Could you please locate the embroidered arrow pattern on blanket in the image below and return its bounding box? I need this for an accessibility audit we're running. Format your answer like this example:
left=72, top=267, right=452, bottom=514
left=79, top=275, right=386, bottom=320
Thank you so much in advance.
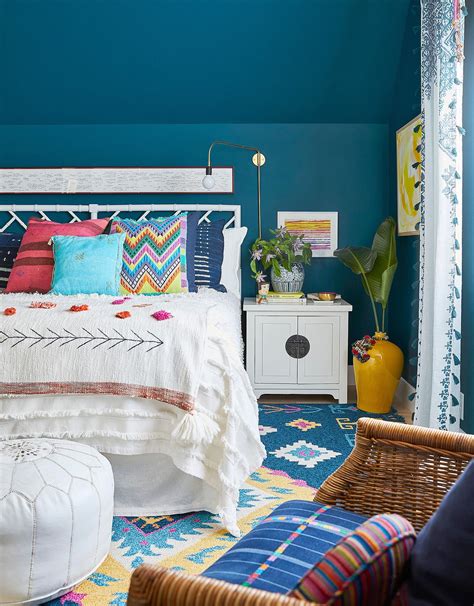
left=0, top=327, right=164, bottom=352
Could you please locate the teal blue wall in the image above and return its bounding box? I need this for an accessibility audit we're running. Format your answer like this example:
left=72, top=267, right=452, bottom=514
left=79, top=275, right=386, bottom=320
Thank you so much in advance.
left=0, top=122, right=389, bottom=346
left=388, top=0, right=421, bottom=385
left=0, top=0, right=411, bottom=125
left=461, top=14, right=473, bottom=433
left=0, top=0, right=416, bottom=368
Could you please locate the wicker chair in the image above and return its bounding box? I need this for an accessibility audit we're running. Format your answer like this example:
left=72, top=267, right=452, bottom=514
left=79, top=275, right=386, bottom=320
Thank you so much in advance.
left=127, top=418, right=474, bottom=606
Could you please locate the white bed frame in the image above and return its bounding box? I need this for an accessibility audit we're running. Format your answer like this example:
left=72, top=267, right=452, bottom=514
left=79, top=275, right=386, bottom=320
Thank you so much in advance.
left=0, top=203, right=242, bottom=296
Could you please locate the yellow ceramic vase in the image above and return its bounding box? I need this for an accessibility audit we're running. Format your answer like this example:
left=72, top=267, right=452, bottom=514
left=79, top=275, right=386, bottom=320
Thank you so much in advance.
left=354, top=332, right=404, bottom=414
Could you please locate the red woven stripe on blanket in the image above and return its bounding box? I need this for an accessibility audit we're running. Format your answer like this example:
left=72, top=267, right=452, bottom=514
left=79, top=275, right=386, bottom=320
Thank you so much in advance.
left=0, top=381, right=194, bottom=412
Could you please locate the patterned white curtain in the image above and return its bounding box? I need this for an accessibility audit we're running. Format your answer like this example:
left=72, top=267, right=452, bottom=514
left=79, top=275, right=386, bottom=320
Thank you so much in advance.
left=415, top=0, right=466, bottom=430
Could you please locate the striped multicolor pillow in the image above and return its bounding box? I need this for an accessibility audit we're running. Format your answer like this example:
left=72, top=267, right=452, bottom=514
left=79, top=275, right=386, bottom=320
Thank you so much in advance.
left=6, top=217, right=110, bottom=293
left=289, top=513, right=416, bottom=606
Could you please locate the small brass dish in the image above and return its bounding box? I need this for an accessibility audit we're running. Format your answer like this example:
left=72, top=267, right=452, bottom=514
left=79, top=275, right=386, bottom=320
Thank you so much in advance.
left=317, top=292, right=337, bottom=301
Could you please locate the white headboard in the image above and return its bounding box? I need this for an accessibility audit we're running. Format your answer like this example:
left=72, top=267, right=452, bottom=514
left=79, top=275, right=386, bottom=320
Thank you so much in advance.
left=0, top=203, right=242, bottom=297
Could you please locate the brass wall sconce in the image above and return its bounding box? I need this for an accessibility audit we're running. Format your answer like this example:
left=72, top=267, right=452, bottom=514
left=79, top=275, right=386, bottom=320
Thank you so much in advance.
left=203, top=140, right=266, bottom=238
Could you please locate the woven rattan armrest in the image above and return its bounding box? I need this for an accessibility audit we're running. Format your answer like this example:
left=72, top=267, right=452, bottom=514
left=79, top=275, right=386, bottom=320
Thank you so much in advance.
left=127, top=418, right=474, bottom=605
left=315, top=417, right=474, bottom=531
left=127, top=565, right=311, bottom=606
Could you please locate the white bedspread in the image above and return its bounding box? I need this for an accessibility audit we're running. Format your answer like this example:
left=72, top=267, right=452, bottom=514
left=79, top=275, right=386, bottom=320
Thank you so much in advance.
left=0, top=290, right=265, bottom=535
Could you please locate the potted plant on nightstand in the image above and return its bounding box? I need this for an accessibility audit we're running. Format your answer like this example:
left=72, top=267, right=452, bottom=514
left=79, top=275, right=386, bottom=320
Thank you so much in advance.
left=250, top=227, right=312, bottom=292
left=335, top=216, right=403, bottom=413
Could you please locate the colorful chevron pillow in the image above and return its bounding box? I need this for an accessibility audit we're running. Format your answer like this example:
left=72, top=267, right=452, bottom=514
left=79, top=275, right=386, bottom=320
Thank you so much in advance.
left=110, top=215, right=188, bottom=295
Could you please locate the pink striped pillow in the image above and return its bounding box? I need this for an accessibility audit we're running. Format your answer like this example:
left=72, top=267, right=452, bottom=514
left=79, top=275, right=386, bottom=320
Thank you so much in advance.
left=6, top=217, right=109, bottom=293
left=289, top=514, right=415, bottom=606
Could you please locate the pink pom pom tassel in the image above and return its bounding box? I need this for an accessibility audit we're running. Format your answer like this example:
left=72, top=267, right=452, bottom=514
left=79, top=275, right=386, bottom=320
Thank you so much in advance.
left=152, top=310, right=173, bottom=321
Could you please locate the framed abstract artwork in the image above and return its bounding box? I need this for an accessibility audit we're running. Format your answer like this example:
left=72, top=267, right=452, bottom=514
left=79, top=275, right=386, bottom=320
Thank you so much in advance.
left=277, top=211, right=338, bottom=257
left=396, top=115, right=422, bottom=236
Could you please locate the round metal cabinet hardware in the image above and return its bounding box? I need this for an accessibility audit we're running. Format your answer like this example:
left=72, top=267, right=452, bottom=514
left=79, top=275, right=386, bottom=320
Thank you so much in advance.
left=285, top=335, right=310, bottom=359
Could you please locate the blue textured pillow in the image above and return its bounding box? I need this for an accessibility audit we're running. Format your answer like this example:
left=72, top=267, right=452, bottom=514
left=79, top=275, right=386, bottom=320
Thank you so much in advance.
left=50, top=233, right=126, bottom=295
left=407, top=460, right=474, bottom=606
left=193, top=218, right=226, bottom=292
left=202, top=500, right=367, bottom=594
left=0, top=233, right=22, bottom=291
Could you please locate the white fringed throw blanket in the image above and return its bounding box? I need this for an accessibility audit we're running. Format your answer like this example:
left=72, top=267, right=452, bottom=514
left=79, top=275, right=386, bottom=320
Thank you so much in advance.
left=0, top=292, right=219, bottom=440
left=0, top=290, right=265, bottom=535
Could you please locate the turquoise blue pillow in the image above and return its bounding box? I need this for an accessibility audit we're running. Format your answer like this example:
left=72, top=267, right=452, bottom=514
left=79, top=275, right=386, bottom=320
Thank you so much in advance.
left=50, top=233, right=126, bottom=295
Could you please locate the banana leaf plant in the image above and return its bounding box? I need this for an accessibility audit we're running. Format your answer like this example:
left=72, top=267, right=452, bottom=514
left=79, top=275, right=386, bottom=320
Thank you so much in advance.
left=334, top=217, right=397, bottom=333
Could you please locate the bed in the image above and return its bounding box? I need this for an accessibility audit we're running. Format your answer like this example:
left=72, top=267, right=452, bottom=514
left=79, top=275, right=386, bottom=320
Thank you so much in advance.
left=0, top=204, right=265, bottom=536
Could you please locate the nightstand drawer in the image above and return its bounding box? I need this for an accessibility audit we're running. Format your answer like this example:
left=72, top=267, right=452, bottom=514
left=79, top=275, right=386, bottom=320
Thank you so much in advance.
left=297, top=316, right=340, bottom=384
left=255, top=315, right=298, bottom=384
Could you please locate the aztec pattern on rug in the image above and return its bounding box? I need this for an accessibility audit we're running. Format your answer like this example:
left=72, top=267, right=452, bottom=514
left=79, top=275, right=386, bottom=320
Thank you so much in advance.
left=110, top=216, right=187, bottom=295
left=46, top=403, right=404, bottom=606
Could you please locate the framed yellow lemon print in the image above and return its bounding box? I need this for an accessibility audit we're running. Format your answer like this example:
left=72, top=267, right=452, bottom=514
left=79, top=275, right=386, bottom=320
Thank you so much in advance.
left=396, top=115, right=422, bottom=236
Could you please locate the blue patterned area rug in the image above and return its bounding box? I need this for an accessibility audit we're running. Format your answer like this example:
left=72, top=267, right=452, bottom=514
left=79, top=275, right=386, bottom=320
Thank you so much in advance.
left=46, top=403, right=404, bottom=605
left=258, top=402, right=404, bottom=487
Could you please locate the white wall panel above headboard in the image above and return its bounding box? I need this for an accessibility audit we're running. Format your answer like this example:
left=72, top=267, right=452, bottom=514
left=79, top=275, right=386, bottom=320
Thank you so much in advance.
left=0, top=167, right=234, bottom=194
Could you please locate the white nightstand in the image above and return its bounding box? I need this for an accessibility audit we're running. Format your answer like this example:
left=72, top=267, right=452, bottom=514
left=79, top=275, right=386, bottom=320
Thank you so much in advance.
left=243, top=297, right=352, bottom=401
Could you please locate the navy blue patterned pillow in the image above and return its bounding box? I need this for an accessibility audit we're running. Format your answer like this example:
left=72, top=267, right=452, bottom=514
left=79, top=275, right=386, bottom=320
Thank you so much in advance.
left=193, top=218, right=226, bottom=293
left=0, top=233, right=22, bottom=291
left=202, top=500, right=367, bottom=594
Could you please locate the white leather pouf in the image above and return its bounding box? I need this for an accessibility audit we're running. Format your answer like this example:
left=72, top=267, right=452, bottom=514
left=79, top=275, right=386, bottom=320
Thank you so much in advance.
left=0, top=439, right=114, bottom=605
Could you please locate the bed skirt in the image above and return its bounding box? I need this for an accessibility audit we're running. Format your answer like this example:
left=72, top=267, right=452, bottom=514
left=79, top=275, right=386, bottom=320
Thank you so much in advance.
left=106, top=452, right=223, bottom=518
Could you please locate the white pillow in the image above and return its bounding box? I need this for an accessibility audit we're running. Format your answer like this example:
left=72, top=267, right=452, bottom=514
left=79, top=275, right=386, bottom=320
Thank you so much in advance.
left=221, top=227, right=247, bottom=298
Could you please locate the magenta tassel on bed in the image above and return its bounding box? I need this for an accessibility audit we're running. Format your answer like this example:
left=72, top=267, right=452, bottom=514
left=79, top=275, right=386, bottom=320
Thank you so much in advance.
left=152, top=310, right=173, bottom=321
